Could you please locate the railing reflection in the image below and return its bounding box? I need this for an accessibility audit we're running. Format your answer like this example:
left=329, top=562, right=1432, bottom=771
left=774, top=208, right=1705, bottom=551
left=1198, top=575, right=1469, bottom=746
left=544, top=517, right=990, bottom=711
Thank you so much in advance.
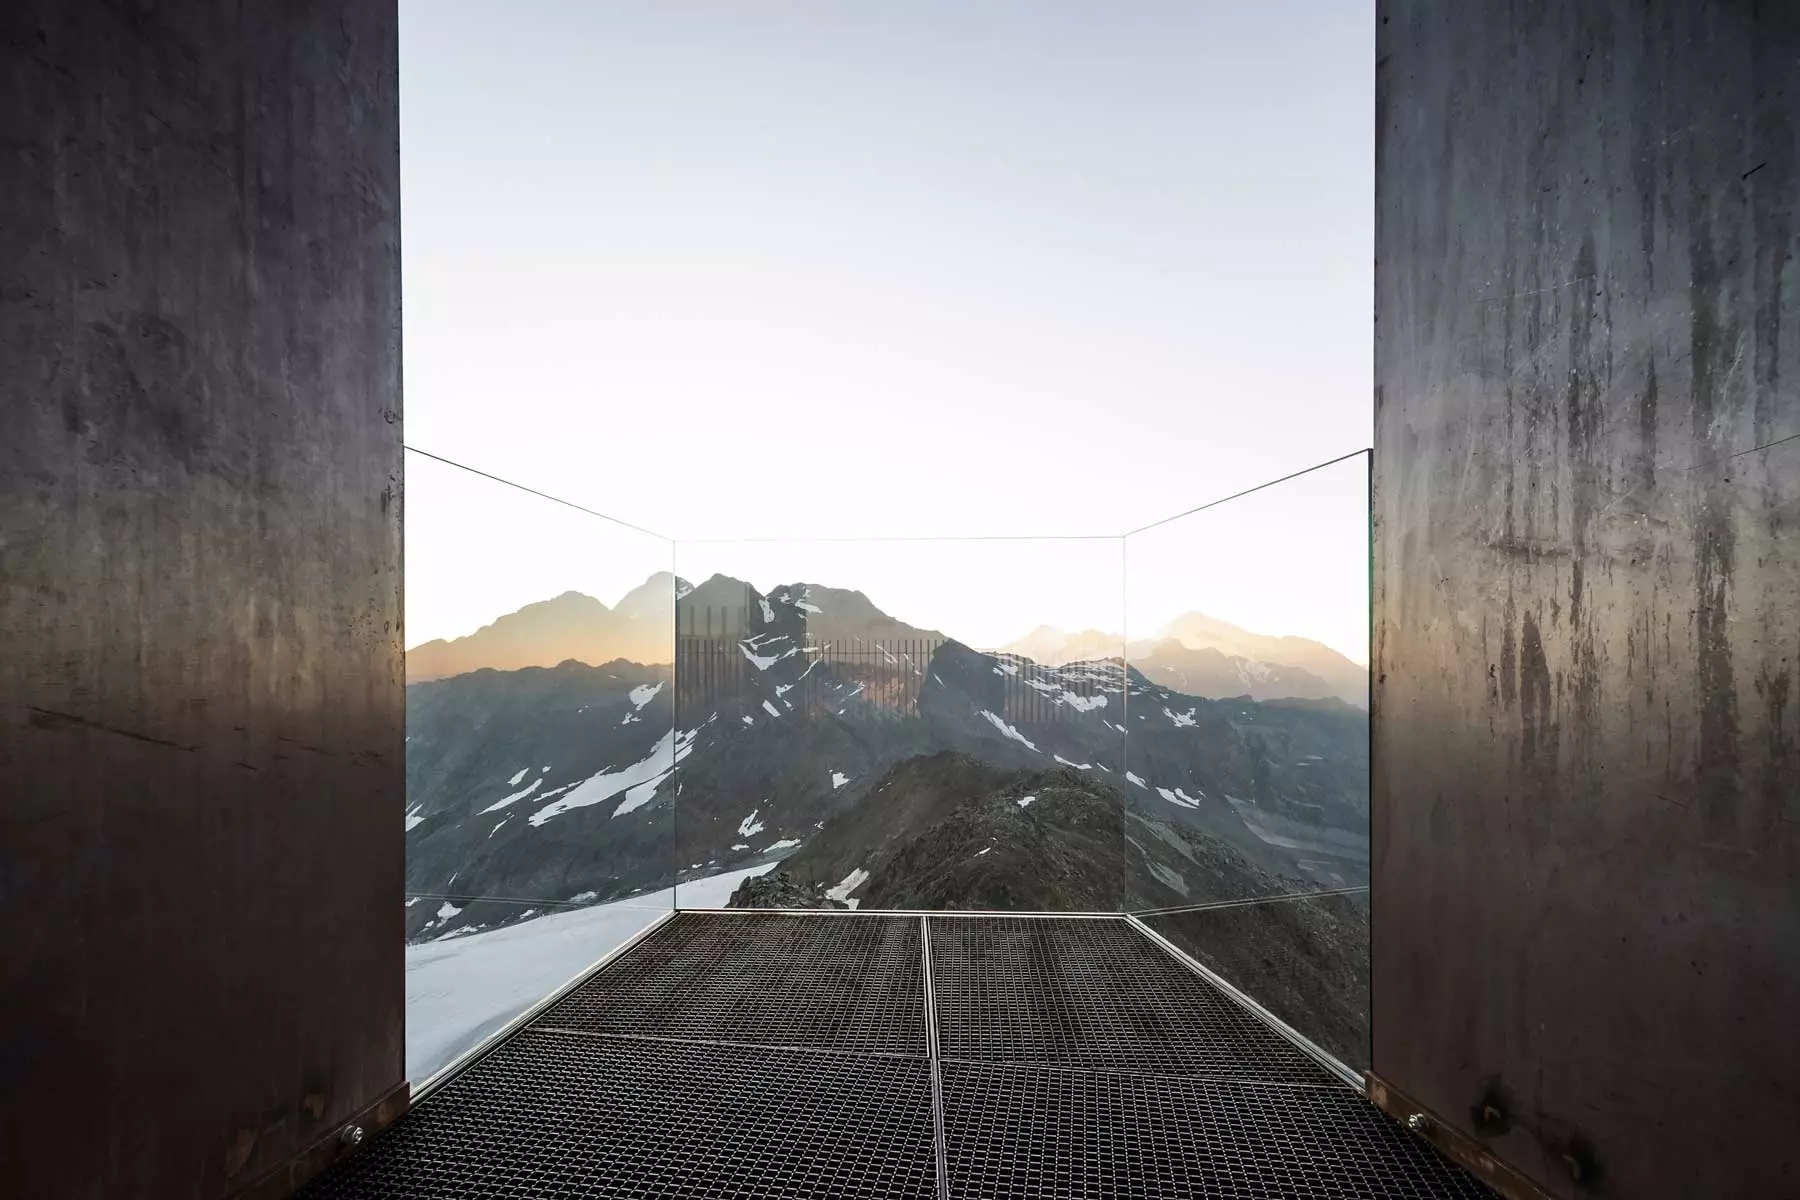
left=1123, top=449, right=1372, bottom=1071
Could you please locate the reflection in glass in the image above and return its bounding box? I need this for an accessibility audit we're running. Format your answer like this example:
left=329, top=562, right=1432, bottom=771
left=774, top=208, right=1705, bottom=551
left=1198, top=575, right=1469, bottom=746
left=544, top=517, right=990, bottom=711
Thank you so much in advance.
left=1122, top=453, right=1371, bottom=908
left=1141, top=891, right=1371, bottom=1072
left=670, top=539, right=1127, bottom=912
left=397, top=448, right=1374, bottom=1078
left=1123, top=451, right=1371, bottom=1068
left=401, top=450, right=675, bottom=1080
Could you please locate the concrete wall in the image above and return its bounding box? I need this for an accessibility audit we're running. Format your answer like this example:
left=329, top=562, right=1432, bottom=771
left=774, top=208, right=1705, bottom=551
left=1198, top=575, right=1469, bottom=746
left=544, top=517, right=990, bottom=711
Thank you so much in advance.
left=0, top=2, right=403, bottom=1196
left=1374, top=2, right=1798, bottom=1196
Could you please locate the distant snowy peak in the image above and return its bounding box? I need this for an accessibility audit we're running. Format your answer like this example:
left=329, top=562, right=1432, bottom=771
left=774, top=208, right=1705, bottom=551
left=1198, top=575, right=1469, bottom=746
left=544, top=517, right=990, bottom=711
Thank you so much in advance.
left=1134, top=639, right=1344, bottom=707
left=997, top=616, right=1364, bottom=708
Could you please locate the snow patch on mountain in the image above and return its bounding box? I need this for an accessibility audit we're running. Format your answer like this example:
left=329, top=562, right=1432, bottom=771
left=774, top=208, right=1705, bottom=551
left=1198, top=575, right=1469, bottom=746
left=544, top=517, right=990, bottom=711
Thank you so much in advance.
left=1156, top=785, right=1203, bottom=809
left=979, top=710, right=1040, bottom=752
left=1164, top=706, right=1198, bottom=727
left=404, top=864, right=773, bottom=1080
left=738, top=809, right=766, bottom=838
left=739, top=642, right=782, bottom=670
left=524, top=727, right=696, bottom=825
left=480, top=775, right=545, bottom=815
left=629, top=681, right=663, bottom=709
left=507, top=768, right=529, bottom=786
left=826, top=867, right=869, bottom=909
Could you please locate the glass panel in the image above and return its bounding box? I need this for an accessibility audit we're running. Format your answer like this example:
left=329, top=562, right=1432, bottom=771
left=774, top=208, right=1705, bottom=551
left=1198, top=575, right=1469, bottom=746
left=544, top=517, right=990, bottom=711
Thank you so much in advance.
left=1139, top=890, right=1370, bottom=1072
left=1124, top=452, right=1370, bottom=1064
left=402, top=449, right=675, bottom=1082
left=671, top=537, right=1127, bottom=912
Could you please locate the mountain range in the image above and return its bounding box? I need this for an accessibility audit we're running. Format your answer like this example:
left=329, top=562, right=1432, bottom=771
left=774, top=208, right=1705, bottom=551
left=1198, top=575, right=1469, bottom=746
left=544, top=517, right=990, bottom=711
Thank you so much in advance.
left=409, top=572, right=1364, bottom=707
left=405, top=572, right=687, bottom=682
left=769, top=752, right=1305, bottom=913
left=999, top=618, right=1366, bottom=708
left=403, top=572, right=1369, bottom=944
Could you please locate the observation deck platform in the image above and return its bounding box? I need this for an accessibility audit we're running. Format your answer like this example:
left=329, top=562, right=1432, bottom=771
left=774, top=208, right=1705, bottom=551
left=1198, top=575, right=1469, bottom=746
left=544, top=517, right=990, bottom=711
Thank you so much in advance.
left=304, top=912, right=1487, bottom=1199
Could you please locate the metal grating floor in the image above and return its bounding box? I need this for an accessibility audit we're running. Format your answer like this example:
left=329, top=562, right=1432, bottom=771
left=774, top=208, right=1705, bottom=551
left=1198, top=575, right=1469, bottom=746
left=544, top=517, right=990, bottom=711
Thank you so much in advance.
left=930, top=917, right=1327, bottom=1082
left=941, top=1061, right=1492, bottom=1199
left=1141, top=894, right=1372, bottom=1074
left=535, top=911, right=927, bottom=1055
left=304, top=912, right=1489, bottom=1199
left=302, top=1030, right=937, bottom=1199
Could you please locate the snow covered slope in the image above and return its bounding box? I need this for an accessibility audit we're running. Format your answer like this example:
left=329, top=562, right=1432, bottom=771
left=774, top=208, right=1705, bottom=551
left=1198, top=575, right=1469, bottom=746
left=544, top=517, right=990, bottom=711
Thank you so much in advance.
left=404, top=864, right=773, bottom=1081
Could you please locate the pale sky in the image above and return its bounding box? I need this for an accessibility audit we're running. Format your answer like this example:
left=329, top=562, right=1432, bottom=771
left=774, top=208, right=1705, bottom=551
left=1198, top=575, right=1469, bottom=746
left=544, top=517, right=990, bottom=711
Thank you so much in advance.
left=399, top=1, right=1373, bottom=661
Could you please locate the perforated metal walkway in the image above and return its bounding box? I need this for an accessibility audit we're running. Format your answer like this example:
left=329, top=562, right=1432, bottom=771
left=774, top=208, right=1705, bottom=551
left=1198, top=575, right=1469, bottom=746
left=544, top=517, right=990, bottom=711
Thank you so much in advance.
left=303, top=913, right=1489, bottom=1199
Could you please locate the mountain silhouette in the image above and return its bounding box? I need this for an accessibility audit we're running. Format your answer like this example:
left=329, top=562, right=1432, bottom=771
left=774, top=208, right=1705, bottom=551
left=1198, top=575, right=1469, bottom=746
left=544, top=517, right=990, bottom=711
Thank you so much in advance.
left=997, top=626, right=1126, bottom=666
left=409, top=573, right=942, bottom=683
left=405, top=573, right=683, bottom=682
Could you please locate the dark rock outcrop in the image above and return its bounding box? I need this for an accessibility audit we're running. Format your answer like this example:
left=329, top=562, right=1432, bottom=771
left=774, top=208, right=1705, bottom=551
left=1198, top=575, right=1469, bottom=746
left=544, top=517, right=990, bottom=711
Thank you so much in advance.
left=725, top=871, right=849, bottom=910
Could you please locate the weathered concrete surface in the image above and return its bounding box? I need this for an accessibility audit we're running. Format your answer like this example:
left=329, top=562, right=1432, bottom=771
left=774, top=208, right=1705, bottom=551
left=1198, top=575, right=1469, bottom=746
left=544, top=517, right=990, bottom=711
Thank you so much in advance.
left=0, top=2, right=403, bottom=1196
left=1374, top=2, right=1798, bottom=1197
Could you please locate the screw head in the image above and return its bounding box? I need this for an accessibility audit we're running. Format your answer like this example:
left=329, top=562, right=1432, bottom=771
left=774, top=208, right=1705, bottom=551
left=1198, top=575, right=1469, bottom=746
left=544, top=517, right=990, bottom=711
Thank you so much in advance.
left=340, top=1124, right=365, bottom=1148
left=1407, top=1113, right=1431, bottom=1133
